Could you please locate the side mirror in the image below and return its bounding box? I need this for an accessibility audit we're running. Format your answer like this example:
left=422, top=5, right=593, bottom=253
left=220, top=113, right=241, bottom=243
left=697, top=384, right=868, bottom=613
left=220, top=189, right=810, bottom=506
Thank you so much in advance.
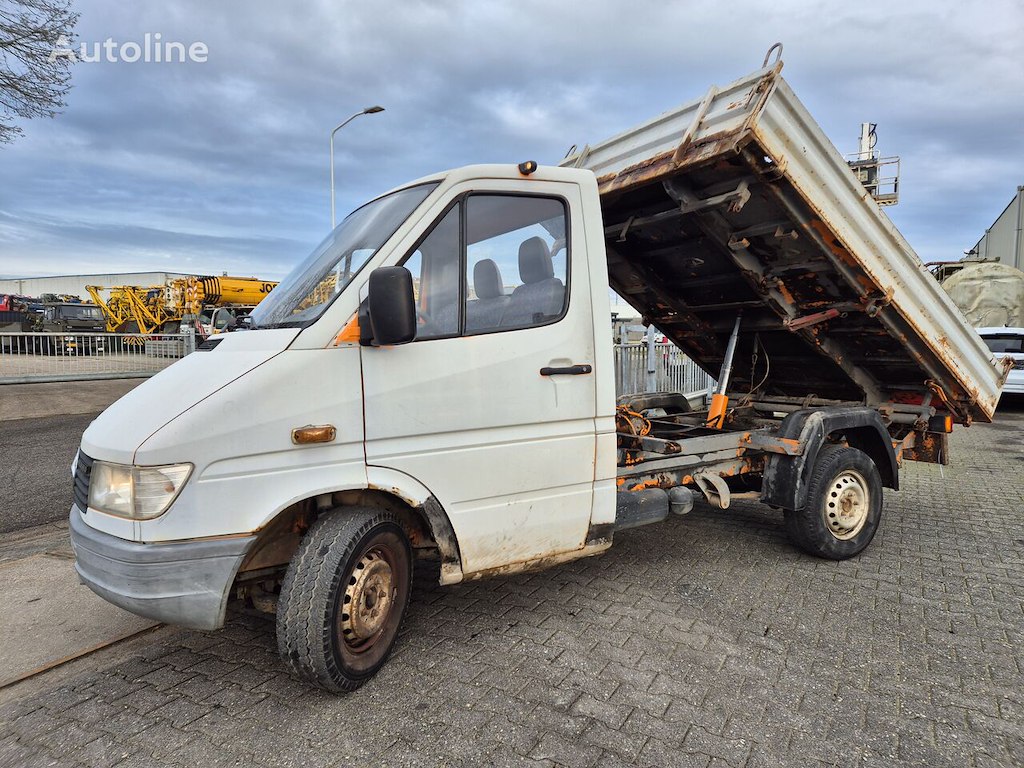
left=365, top=266, right=416, bottom=346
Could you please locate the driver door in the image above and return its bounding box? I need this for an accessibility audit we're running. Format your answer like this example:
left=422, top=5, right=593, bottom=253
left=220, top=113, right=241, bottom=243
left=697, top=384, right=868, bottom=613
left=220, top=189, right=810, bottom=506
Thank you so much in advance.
left=360, top=184, right=598, bottom=574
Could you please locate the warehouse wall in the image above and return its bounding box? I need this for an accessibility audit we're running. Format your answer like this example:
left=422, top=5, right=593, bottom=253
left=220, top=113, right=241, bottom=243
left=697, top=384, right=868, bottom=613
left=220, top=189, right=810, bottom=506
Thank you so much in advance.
left=973, top=186, right=1024, bottom=271
left=0, top=272, right=191, bottom=300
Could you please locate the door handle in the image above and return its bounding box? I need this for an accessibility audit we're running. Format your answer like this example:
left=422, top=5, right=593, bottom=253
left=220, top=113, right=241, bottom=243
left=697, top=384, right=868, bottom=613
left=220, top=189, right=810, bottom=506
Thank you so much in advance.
left=540, top=364, right=593, bottom=376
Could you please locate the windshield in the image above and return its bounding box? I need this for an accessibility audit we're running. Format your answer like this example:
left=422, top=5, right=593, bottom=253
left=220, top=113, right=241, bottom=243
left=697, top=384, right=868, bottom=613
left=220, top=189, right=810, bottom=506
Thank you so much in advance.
left=59, top=306, right=103, bottom=321
left=251, top=183, right=438, bottom=329
left=982, top=334, right=1024, bottom=354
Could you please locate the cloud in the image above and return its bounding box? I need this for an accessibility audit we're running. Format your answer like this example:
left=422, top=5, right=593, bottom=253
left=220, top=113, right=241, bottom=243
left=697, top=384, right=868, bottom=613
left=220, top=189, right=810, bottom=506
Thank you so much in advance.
left=0, top=0, right=1022, bottom=280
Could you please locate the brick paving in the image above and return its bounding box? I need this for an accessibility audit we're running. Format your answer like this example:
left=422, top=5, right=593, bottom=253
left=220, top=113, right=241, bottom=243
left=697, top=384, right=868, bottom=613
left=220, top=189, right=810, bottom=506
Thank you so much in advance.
left=1, top=404, right=1022, bottom=767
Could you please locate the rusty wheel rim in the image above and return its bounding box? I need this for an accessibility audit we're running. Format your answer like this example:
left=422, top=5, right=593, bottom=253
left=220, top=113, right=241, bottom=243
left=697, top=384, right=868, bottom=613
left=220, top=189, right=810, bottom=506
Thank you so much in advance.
left=823, top=469, right=869, bottom=540
left=339, top=547, right=395, bottom=651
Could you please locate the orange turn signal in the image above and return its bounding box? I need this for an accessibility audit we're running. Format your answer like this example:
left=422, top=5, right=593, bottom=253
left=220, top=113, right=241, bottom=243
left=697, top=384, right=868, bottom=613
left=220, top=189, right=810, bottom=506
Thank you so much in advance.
left=334, top=315, right=360, bottom=345
left=927, top=413, right=954, bottom=433
left=292, top=425, right=337, bottom=444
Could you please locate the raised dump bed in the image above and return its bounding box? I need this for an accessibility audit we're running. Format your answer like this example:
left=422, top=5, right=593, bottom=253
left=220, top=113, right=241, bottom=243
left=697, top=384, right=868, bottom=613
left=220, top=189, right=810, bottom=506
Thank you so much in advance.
left=563, top=48, right=1006, bottom=423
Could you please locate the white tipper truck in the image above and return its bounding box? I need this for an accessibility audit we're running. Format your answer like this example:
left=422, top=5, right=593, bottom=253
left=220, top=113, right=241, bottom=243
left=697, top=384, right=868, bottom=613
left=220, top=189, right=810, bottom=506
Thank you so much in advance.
left=70, top=50, right=1008, bottom=692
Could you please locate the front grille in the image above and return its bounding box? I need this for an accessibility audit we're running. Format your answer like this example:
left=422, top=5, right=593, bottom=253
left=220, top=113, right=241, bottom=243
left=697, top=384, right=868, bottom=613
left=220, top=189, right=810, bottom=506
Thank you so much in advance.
left=73, top=451, right=94, bottom=512
left=1013, top=359, right=1024, bottom=370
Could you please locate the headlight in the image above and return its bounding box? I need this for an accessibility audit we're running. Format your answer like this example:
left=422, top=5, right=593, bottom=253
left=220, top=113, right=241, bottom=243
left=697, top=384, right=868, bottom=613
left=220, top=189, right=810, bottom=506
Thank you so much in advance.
left=88, top=461, right=192, bottom=520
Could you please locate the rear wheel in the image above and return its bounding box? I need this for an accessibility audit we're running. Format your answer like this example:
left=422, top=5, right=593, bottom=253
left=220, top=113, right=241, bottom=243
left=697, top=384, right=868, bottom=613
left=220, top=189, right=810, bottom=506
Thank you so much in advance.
left=276, top=507, right=412, bottom=693
left=784, top=445, right=882, bottom=560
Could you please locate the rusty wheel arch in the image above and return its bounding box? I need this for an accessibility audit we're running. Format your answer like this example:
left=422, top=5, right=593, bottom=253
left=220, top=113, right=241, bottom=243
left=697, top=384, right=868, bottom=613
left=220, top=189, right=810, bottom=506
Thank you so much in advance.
left=761, top=407, right=898, bottom=512
left=830, top=425, right=897, bottom=489
left=237, top=489, right=463, bottom=583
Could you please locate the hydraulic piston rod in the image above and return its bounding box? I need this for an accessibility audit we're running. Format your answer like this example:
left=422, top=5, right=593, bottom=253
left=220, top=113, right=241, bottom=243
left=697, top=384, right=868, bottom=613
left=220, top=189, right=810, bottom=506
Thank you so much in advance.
left=708, top=312, right=742, bottom=429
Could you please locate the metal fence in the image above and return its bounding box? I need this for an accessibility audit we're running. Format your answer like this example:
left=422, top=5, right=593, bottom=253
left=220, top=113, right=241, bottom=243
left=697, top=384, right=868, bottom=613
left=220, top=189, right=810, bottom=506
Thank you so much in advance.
left=0, top=332, right=195, bottom=384
left=1, top=331, right=711, bottom=396
left=614, top=342, right=716, bottom=401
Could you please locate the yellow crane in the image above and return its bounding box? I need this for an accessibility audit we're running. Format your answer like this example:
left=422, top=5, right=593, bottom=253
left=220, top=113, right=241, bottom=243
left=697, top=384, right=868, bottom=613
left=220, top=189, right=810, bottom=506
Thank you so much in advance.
left=87, top=276, right=278, bottom=334
left=86, top=284, right=171, bottom=333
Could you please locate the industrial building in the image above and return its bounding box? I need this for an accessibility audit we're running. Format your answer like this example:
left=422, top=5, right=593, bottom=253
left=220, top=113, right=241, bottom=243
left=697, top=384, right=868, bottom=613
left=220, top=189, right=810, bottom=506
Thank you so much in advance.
left=970, top=185, right=1024, bottom=270
left=0, top=272, right=191, bottom=300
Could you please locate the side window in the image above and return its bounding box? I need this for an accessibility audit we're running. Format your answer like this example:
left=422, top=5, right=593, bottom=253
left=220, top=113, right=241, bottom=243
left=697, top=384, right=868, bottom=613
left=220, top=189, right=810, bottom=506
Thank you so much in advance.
left=400, top=206, right=460, bottom=340
left=464, top=196, right=567, bottom=334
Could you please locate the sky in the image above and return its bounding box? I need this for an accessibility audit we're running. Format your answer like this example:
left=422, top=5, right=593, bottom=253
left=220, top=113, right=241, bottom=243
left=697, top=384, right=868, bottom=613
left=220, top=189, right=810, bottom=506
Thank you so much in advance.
left=1, top=0, right=1022, bottom=281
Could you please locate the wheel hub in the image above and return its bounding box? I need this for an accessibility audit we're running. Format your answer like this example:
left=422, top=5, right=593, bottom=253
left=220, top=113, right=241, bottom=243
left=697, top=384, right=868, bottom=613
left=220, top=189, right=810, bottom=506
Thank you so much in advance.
left=340, top=550, right=394, bottom=645
left=824, top=470, right=869, bottom=540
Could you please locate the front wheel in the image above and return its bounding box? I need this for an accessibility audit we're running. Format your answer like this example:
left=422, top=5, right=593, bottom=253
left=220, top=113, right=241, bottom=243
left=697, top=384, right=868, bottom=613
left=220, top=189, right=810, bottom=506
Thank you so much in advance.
left=276, top=507, right=412, bottom=693
left=784, top=445, right=882, bottom=560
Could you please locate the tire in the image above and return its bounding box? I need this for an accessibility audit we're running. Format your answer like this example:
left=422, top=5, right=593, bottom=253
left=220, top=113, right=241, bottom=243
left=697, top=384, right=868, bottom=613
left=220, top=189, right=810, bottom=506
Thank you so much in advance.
left=784, top=445, right=882, bottom=560
left=276, top=507, right=412, bottom=693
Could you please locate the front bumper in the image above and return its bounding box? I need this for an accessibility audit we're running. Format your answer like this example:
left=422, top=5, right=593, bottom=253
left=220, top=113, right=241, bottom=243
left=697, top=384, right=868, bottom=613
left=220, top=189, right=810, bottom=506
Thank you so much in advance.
left=60, top=335, right=104, bottom=354
left=1001, top=372, right=1024, bottom=395
left=69, top=506, right=257, bottom=630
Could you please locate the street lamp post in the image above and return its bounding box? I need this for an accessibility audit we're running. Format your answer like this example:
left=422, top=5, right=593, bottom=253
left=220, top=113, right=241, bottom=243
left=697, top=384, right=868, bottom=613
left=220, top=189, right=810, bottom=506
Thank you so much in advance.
left=330, top=106, right=384, bottom=229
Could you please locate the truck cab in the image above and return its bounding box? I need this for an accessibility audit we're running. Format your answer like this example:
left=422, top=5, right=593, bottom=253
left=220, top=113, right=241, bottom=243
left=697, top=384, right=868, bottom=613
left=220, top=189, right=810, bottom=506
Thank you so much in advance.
left=29, top=302, right=107, bottom=354
left=198, top=305, right=256, bottom=336
left=71, top=165, right=617, bottom=691
left=0, top=294, right=30, bottom=350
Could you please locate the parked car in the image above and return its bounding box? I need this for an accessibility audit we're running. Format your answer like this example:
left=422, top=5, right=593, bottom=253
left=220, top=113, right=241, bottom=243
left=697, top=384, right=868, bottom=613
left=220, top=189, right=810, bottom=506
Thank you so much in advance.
left=977, top=327, right=1024, bottom=395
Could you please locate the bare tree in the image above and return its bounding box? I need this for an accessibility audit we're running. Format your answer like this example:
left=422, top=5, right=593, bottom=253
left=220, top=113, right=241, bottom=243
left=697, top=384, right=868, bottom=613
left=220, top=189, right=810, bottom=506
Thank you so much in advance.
left=0, top=0, right=78, bottom=144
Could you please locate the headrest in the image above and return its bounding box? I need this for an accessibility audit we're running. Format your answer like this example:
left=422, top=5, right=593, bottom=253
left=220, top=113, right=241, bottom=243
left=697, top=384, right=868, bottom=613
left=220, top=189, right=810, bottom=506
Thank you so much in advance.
left=473, top=259, right=504, bottom=300
left=518, top=237, right=553, bottom=284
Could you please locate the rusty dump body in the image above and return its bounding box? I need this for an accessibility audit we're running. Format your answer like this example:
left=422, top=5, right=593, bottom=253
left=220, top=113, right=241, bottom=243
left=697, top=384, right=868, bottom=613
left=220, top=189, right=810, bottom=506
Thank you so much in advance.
left=563, top=59, right=1006, bottom=427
